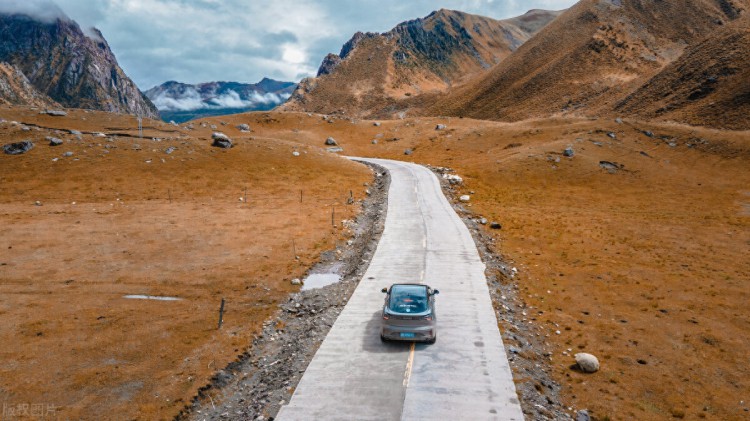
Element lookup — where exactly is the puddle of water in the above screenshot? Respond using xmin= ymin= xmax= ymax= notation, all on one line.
xmin=123 ymin=295 xmax=182 ymax=301
xmin=301 ymin=274 xmax=342 ymax=291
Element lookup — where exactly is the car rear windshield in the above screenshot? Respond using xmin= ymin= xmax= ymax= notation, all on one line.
xmin=388 ymin=285 xmax=428 ymax=314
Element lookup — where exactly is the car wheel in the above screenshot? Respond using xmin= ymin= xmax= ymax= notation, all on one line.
xmin=426 ymin=334 xmax=436 ymax=344
xmin=380 ymin=334 xmax=388 ymax=342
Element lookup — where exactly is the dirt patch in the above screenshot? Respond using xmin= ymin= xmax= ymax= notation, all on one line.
xmin=178 ymin=162 xmax=389 ymax=420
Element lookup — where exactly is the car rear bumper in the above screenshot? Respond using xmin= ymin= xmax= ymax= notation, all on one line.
xmin=381 ymin=324 xmax=436 ymax=342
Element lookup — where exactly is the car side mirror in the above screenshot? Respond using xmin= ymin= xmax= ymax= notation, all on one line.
xmin=433 ymin=289 xmax=440 ymax=295
xmin=381 ymin=287 xmax=388 ymax=293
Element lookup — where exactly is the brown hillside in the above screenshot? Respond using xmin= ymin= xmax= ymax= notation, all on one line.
xmin=616 ymin=17 xmax=750 ymax=130
xmin=431 ymin=0 xmax=748 ymax=127
xmin=281 ymin=9 xmax=561 ymax=118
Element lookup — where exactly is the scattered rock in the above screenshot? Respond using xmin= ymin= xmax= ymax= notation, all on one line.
xmin=576 ymin=409 xmax=591 ymax=421
xmin=43 ymin=110 xmax=67 ymax=116
xmin=490 ymin=222 xmax=502 ymax=230
xmin=69 ymin=129 xmax=82 ymax=135
xmin=165 ymin=146 xmax=176 ymax=154
xmin=170 ymin=120 xmax=179 ymax=126
xmin=607 ymin=132 xmax=617 ymax=139
xmin=210 ymin=124 xmax=217 ymax=130
xmin=459 ymin=195 xmax=471 ymax=202
xmin=479 ymin=218 xmax=488 ymax=225
xmin=47 ymin=137 xmax=63 ymax=146
xmin=371 ymin=139 xmax=378 ymax=145
xmin=326 ymin=147 xmax=344 ymax=153
xmin=643 ymin=130 xmax=655 ymax=138
xmin=575 ymin=353 xmax=600 ymax=373
xmin=3 ymin=141 xmax=34 ymax=155
xmin=599 ymin=161 xmax=622 ymax=173
xmin=212 ymin=132 xmax=232 ymax=149
xmin=237 ymin=124 xmax=251 ymax=132
xmin=563 ymin=147 xmax=575 ymax=157
xmin=325 ymin=137 xmax=338 ymax=146
xmin=63 ymin=151 xmax=74 ymax=157
xmin=443 ymin=174 xmax=463 ymax=185
xmin=34 ymin=201 xmax=42 ymax=206
xmin=373 ymin=122 xmax=381 ymax=127
xmin=435 ymin=124 xmax=447 ymax=130
xmin=290 ymin=279 xmax=302 ymax=286
xmin=292 ymin=151 xmax=300 ymax=157
xmin=404 ymin=149 xmax=413 ymax=156
xmin=615 ymin=117 xmax=623 ymax=124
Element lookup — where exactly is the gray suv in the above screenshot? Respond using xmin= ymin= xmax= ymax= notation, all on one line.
xmin=380 ymin=284 xmax=439 ymax=343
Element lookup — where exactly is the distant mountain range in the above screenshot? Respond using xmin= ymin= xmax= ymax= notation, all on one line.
xmin=0 ymin=11 xmax=158 ymax=118
xmin=145 ymin=79 xmax=296 ymax=123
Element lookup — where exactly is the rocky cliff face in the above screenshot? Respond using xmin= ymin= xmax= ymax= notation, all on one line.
xmin=0 ymin=62 xmax=58 ymax=108
xmin=0 ymin=12 xmax=158 ymax=118
xmin=145 ymin=78 xmax=296 ymax=123
xmin=281 ymin=9 xmax=562 ymax=118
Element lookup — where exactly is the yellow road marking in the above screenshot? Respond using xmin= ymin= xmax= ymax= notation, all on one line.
xmin=403 ymin=342 xmax=416 ymax=387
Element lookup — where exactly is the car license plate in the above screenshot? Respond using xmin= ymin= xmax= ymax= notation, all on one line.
xmin=400 ymin=332 xmax=415 ymax=339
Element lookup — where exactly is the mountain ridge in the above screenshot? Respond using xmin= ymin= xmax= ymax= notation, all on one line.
xmin=0 ymin=12 xmax=158 ymax=118
xmin=281 ymin=8 xmax=563 ymax=118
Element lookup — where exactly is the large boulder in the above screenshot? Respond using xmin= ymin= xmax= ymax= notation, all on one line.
xmin=212 ymin=132 xmax=232 ymax=148
xmin=3 ymin=141 xmax=34 ymax=155
xmin=574 ymin=353 xmax=600 ymax=373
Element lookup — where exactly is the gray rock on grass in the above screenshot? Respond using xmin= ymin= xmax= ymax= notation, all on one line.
xmin=3 ymin=141 xmax=34 ymax=155
xmin=212 ymin=132 xmax=232 ymax=148
xmin=575 ymin=353 xmax=600 ymax=373
xmin=47 ymin=137 xmax=63 ymax=146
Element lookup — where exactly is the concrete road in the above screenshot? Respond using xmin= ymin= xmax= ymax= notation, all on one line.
xmin=276 ymin=159 xmax=523 ymax=420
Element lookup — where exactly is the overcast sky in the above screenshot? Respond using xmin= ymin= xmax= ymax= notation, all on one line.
xmin=39 ymin=0 xmax=578 ymax=89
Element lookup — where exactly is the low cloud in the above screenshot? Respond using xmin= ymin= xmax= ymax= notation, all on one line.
xmin=0 ymin=0 xmax=68 ymax=23
xmin=151 ymin=88 xmax=291 ymax=112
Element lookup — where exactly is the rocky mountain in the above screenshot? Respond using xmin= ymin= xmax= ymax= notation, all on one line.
xmin=0 ymin=11 xmax=158 ymax=118
xmin=281 ymin=8 xmax=562 ymax=118
xmin=431 ymin=0 xmax=749 ymax=129
xmin=145 ymin=78 xmax=296 ymax=123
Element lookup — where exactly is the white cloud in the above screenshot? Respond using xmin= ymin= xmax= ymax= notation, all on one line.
xmin=151 ymin=88 xmax=291 ymax=112
xmin=0 ymin=0 xmax=68 ymax=23
xmin=49 ymin=0 xmax=578 ymax=89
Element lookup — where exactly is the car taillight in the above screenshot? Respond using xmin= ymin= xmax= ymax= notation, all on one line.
xmin=423 ymin=314 xmax=433 ymax=321
xmin=382 ymin=313 xmax=390 ymax=320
